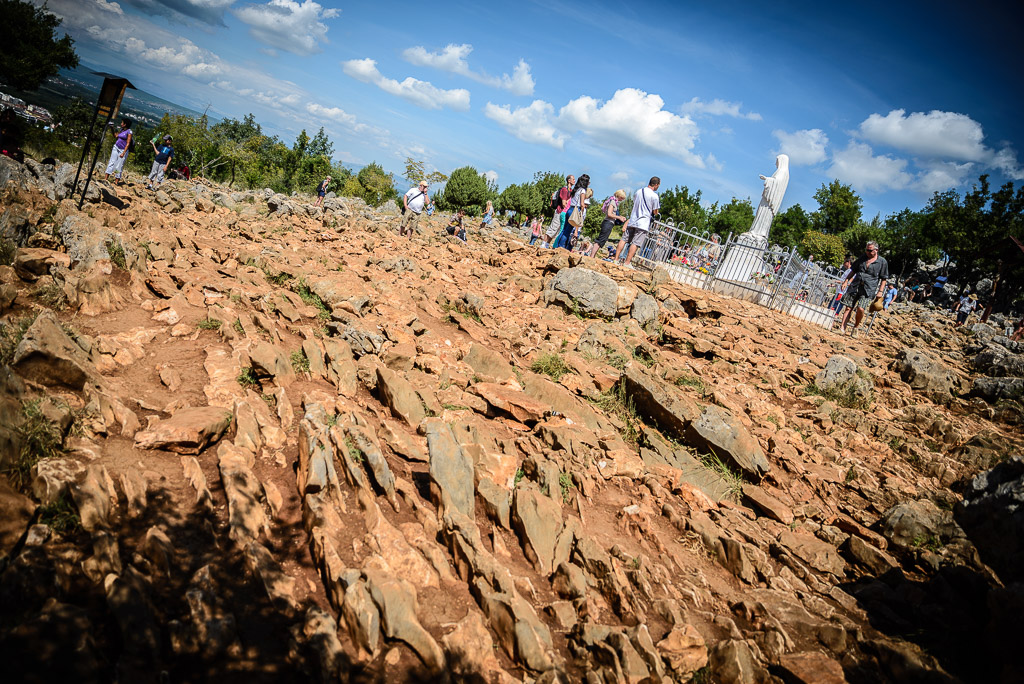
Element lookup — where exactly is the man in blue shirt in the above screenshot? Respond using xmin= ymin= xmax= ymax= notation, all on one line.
xmin=147 ymin=134 xmax=173 ymax=190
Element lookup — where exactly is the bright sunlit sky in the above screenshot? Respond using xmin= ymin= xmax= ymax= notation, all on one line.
xmin=34 ymin=0 xmax=1023 ymax=220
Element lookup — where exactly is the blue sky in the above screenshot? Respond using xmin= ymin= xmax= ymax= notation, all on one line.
xmin=35 ymin=0 xmax=1022 ymax=222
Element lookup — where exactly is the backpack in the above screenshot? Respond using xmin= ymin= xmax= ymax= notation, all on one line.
xmin=550 ymin=187 xmax=562 ymax=212
xmin=126 ymin=132 xmax=135 ymax=154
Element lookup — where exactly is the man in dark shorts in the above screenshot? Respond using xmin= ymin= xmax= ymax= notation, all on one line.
xmin=315 ymin=175 xmax=331 ymax=207
xmin=839 ymin=240 xmax=888 ymax=337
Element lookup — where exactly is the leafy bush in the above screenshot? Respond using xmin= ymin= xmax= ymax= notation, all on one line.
xmin=800 ymin=230 xmax=845 ymax=268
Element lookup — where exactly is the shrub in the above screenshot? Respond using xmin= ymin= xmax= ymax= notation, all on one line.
xmin=531 ymin=353 xmax=573 ymax=382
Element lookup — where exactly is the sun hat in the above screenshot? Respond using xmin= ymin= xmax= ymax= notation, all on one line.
xmin=969 ymin=294 xmax=978 ymax=300
xmin=869 ymin=298 xmax=884 ymax=312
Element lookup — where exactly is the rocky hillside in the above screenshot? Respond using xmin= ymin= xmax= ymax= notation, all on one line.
xmin=0 ymin=156 xmax=1021 ymax=684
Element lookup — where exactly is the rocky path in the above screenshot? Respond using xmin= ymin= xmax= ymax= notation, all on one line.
xmin=0 ymin=155 xmax=1022 ymax=683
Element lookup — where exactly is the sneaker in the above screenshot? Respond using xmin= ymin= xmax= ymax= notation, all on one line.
xmin=850 ymin=327 xmax=859 ymax=338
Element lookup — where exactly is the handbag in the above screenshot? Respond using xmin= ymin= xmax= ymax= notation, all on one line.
xmin=567 ymin=206 xmax=583 ymax=228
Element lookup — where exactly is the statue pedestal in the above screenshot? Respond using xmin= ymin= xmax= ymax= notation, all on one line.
xmin=716 ymin=232 xmax=768 ymax=283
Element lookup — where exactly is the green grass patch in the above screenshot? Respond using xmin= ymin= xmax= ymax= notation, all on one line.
xmin=294 ymin=278 xmax=331 ymax=320
xmin=2 ymin=399 xmax=64 ymax=492
xmin=675 ymin=374 xmax=708 ymax=394
xmin=262 ymin=265 xmax=293 ymax=287
xmin=699 ymin=450 xmax=743 ymax=502
xmin=105 ymin=239 xmax=127 ymax=269
xmin=233 ymin=319 xmax=245 ymax=335
xmin=0 ymin=238 xmax=15 ymax=266
xmin=441 ymin=403 xmax=470 ymax=411
xmin=0 ymin=314 xmax=36 ymax=366
xmin=590 ymin=381 xmax=641 ymax=447
xmin=606 ymin=351 xmax=628 ymax=372
xmin=197 ymin=317 xmax=221 ymax=330
xmin=290 ymin=349 xmax=310 ymax=374
xmin=237 ymin=366 xmax=259 ymax=389
xmin=514 ymin=468 xmax=525 ymax=486
xmin=804 ymin=381 xmax=872 ymax=410
xmin=38 ymin=493 xmax=81 ymax=535
xmin=632 ymin=346 xmax=655 ymax=368
xmin=559 ymin=472 xmax=573 ymax=503
xmin=344 ymin=436 xmax=364 ymax=463
xmin=531 ymin=353 xmax=573 ymax=382
xmin=33 ymin=281 xmax=67 ymax=310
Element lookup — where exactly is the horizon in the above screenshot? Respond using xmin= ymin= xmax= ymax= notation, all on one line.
xmin=29 ymin=0 xmax=1022 ymax=221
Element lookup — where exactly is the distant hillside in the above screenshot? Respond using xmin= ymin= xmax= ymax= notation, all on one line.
xmin=2 ymin=62 xmax=209 ymax=129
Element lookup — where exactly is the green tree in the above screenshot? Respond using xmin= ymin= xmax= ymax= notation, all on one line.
xmin=532 ymin=171 xmax=566 ymax=218
xmin=771 ymin=204 xmax=811 ymax=248
xmin=307 ymin=127 xmax=333 ymax=159
xmin=800 ymin=230 xmax=845 ymax=267
xmin=710 ymin=197 xmax=754 ymax=236
xmin=352 ymin=162 xmax=396 ymax=206
xmin=881 ymin=209 xmax=940 ymax=280
xmin=403 ymin=157 xmax=447 ymax=185
xmin=497 ymin=183 xmax=542 ymax=220
xmin=442 ymin=166 xmax=489 ymax=214
xmin=839 ymin=215 xmax=885 ymax=259
xmin=0 ymin=0 xmax=78 ymax=91
xmin=811 ymin=180 xmax=862 ymax=234
xmin=660 ymin=185 xmax=714 ymax=233
xmin=52 ymin=97 xmax=94 ymax=144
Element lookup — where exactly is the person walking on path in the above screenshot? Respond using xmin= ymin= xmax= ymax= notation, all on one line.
xmin=315 ymin=176 xmax=331 ymax=207
xmin=831 ymin=257 xmax=853 ymax=314
xmin=555 ymin=175 xmax=590 ymax=250
xmin=399 ymin=180 xmax=432 ymax=238
xmin=838 ymin=240 xmax=889 ymax=337
xmin=146 ymin=134 xmax=173 ymax=190
xmin=481 ymin=200 xmax=494 ymax=228
xmin=954 ymin=294 xmax=978 ymax=327
xmin=589 ymin=189 xmax=628 ymax=257
xmin=528 ymin=217 xmax=542 ymax=246
xmin=614 ymin=177 xmax=661 ymax=267
xmin=104 ymin=118 xmax=133 ymax=184
xmin=543 ymin=174 xmax=574 ymax=248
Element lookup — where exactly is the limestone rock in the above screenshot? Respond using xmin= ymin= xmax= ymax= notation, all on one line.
xmin=892 ymin=347 xmax=955 ymax=403
xmin=13 ymin=311 xmax=97 ymax=389
xmin=364 ymin=569 xmax=444 ymax=672
xmin=511 ymin=484 xmax=563 ymax=575
xmin=544 ymin=267 xmax=619 ymax=318
xmin=425 ymin=419 xmax=475 ymax=519
xmin=134 ymin=406 xmax=232 ymax=454
xmin=377 ymin=367 xmax=426 ymax=427
xmin=686 ymin=405 xmax=770 ymax=479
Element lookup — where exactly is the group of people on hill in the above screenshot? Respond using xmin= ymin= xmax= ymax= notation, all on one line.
xmin=103 ymin=117 xmax=175 ymax=191
xmin=539 ymin=174 xmax=662 ymax=268
xmin=392 ymin=173 xmax=664 ymax=262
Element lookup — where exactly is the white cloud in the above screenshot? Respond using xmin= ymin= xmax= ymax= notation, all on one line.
xmin=559 ymin=88 xmax=706 ymax=168
xmin=342 ymin=58 xmax=470 ymax=111
xmin=402 ymin=43 xmax=535 ymax=96
xmin=483 ymin=100 xmax=566 ymax=149
xmin=680 ymin=97 xmax=761 ymax=121
xmin=828 ymin=141 xmax=913 ymax=193
xmin=914 ymin=161 xmax=975 ymax=194
xmin=772 ymin=128 xmax=829 ymax=165
xmin=482 ymin=170 xmax=498 ymax=184
xmin=610 ymin=170 xmax=630 ymax=183
xmin=95 ymin=0 xmax=124 ymax=14
xmin=856 ymin=109 xmax=1022 ymax=179
xmin=234 ymin=0 xmax=339 ymax=56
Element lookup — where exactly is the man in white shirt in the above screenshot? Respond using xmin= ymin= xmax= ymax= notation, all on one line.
xmin=399 ymin=180 xmax=433 ymax=238
xmin=614 ymin=176 xmax=660 ymax=267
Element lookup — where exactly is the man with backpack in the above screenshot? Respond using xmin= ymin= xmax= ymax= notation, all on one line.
xmin=542 ymin=174 xmax=574 ymax=248
xmin=399 ymin=180 xmax=433 ymax=238
xmin=614 ymin=176 xmax=661 ymax=267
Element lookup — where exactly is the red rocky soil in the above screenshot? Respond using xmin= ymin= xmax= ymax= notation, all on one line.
xmin=0 ymin=155 xmax=1021 ymax=684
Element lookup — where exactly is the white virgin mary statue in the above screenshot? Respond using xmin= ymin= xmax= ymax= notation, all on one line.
xmin=748 ymin=154 xmax=790 ymax=242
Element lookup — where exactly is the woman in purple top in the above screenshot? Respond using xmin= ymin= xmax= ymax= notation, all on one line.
xmin=104 ymin=118 xmax=133 ymax=184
